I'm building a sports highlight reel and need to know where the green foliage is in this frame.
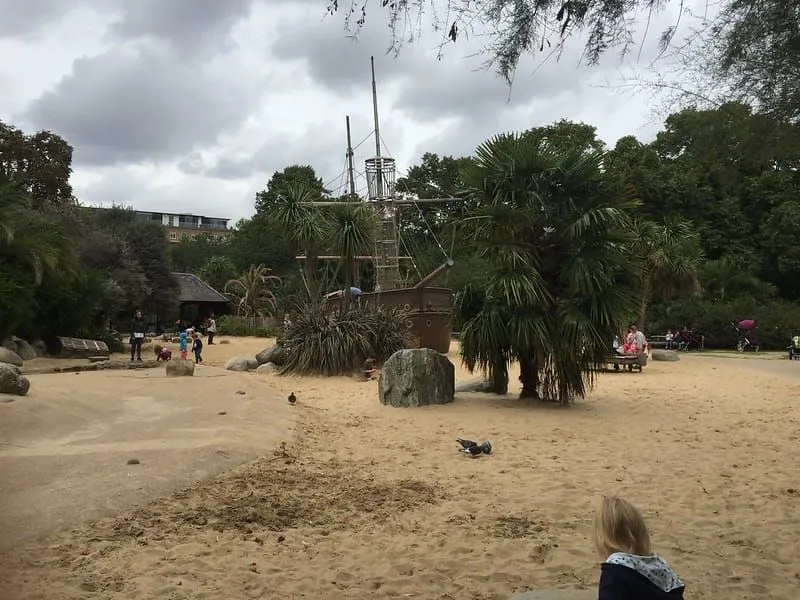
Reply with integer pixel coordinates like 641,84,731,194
522,120,605,154
710,0,800,122
0,120,75,209
281,304,411,376
255,165,327,213
629,217,703,327
458,133,640,404
196,255,237,292
216,315,279,338
648,296,800,350
329,0,691,83
224,264,281,317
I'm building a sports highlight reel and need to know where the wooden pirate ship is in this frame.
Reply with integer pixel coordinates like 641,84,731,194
301,58,459,353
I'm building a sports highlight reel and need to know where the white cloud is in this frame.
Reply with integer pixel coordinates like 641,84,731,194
0,0,709,222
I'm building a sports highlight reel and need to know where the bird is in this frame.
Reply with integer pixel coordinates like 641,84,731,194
288,392,296,405
457,439,492,457
456,438,478,450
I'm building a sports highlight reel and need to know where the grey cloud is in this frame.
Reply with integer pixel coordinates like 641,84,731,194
109,0,256,53
0,0,79,38
24,41,265,166
270,15,416,95
205,121,347,184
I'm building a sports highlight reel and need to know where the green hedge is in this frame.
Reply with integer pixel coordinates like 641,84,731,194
216,315,279,338
647,297,800,350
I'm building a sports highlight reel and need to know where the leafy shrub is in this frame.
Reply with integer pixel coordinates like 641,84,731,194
217,315,279,338
281,304,411,376
648,296,800,350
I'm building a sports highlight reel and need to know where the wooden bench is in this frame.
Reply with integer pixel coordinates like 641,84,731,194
605,352,647,372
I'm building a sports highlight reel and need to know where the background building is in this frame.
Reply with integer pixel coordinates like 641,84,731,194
133,210,230,243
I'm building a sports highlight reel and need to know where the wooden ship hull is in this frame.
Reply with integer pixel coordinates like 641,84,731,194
327,287,453,354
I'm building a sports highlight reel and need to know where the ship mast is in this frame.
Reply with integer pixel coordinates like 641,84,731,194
345,115,356,198
365,56,400,291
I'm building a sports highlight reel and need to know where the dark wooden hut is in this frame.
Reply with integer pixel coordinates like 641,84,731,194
173,272,230,323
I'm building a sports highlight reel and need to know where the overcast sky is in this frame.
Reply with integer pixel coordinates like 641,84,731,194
0,0,711,223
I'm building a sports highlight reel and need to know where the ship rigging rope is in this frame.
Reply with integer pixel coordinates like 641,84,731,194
323,129,377,197
379,134,451,261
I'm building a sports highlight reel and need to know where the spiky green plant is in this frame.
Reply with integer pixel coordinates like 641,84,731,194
281,303,411,376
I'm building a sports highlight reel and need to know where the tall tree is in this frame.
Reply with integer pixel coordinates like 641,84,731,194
523,120,605,154
458,134,639,404
0,121,75,209
255,165,327,213
629,217,703,329
268,182,330,298
224,265,281,317
327,203,377,298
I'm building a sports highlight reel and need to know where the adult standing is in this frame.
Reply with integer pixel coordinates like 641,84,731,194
207,314,217,345
130,309,146,361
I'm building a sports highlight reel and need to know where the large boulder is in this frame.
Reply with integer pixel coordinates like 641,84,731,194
165,359,195,377
255,362,278,375
0,363,30,396
255,344,286,366
13,338,37,361
0,347,23,367
379,348,455,408
226,356,258,372
651,349,680,362
32,340,47,357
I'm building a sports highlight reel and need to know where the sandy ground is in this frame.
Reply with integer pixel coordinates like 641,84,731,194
1,337,799,600
0,349,294,552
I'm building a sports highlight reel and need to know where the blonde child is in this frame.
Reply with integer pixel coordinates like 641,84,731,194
593,496,685,599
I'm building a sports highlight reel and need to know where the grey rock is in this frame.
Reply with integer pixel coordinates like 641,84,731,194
0,347,24,367
32,340,47,356
255,344,286,366
651,349,680,362
225,356,258,372
255,362,278,375
455,379,496,393
509,590,594,600
12,338,36,361
0,363,30,396
165,360,195,377
379,348,455,408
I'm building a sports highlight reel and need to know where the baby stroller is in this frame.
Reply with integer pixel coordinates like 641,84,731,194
789,335,800,360
732,319,760,353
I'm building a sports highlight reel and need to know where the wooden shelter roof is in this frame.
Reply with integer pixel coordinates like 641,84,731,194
173,272,229,304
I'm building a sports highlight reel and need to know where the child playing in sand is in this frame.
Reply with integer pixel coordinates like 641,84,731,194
179,330,189,360
363,358,377,381
191,332,203,364
594,496,685,599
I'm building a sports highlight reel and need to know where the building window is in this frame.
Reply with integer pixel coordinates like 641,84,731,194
169,231,177,241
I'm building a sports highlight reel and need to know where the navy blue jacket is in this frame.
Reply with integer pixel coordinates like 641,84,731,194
599,563,685,600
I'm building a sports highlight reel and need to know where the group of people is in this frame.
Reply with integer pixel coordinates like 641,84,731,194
129,310,217,364
613,324,648,356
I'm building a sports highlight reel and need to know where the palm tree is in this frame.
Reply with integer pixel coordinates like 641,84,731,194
270,182,329,298
629,217,703,329
0,176,74,284
700,258,762,302
327,203,377,303
224,264,281,317
458,134,640,404
197,255,237,292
